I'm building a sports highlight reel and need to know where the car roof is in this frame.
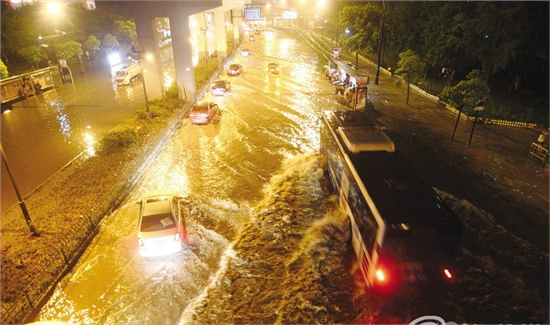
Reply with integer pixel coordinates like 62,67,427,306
143,198,171,216
141,189,178,200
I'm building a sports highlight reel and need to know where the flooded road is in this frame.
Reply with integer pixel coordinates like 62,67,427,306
36,29,352,324
34,28,549,324
1,63,145,213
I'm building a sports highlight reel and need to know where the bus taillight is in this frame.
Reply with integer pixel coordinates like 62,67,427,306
376,269,386,282
443,268,453,279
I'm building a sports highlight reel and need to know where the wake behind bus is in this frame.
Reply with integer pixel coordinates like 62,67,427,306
320,109,462,294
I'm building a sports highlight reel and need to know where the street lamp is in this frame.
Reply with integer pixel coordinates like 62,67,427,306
128,50,151,121
1,144,39,236
201,27,208,62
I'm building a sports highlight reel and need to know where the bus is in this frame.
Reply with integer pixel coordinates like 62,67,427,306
320,109,462,293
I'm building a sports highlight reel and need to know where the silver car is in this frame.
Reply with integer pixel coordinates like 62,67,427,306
137,189,187,257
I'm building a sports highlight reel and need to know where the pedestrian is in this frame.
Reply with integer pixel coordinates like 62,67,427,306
537,133,546,146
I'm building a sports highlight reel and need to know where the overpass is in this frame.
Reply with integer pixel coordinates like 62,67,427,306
96,1,245,101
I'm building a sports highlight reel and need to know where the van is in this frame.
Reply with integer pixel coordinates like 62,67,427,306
113,64,141,86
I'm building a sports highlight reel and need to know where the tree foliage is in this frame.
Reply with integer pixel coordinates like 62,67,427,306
102,34,119,51
1,60,9,78
113,20,136,46
16,46,48,69
338,3,381,53
395,49,426,84
441,69,490,113
83,35,101,56
54,41,83,61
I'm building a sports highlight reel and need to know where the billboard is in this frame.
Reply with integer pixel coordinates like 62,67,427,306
244,8,261,20
282,10,298,19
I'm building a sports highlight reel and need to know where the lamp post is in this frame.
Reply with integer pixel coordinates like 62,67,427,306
201,27,208,62
129,50,151,121
375,0,385,85
1,144,39,236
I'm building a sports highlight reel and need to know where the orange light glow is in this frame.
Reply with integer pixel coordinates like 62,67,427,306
376,269,385,282
444,268,453,279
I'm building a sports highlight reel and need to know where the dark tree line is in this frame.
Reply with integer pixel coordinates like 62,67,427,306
335,2,548,94
1,1,136,73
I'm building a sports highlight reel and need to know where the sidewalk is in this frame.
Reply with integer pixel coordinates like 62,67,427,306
344,49,549,253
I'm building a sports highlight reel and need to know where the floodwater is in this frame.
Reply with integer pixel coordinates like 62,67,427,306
1,62,145,213
34,28,549,324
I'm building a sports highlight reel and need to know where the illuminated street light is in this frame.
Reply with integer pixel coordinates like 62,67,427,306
47,2,60,14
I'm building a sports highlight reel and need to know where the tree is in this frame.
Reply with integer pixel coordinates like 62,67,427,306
113,20,136,46
16,46,48,69
339,3,381,66
395,49,426,104
441,69,490,114
54,40,85,74
83,35,101,59
102,34,119,52
1,60,9,78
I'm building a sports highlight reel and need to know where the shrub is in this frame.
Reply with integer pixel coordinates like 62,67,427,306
194,59,220,91
394,79,402,88
99,126,137,152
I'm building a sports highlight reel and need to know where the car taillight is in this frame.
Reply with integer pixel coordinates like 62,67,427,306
443,268,453,279
376,268,386,282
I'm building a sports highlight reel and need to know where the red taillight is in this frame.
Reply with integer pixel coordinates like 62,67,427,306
444,268,453,279
376,269,386,282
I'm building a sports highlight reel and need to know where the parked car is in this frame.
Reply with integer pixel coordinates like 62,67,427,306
227,64,243,76
211,80,231,96
241,48,250,57
185,102,220,125
268,63,280,75
137,189,187,257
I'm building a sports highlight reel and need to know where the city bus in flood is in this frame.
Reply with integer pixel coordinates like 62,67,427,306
320,109,462,293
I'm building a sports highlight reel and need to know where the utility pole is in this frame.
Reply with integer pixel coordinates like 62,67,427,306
335,1,339,45
1,144,39,236
375,0,385,85
130,49,151,121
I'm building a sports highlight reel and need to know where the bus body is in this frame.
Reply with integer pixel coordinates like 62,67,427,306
320,109,461,292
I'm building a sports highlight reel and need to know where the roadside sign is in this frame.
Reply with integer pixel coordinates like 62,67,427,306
474,101,485,111
357,76,369,86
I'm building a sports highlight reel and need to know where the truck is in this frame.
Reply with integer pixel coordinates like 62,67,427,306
113,64,141,86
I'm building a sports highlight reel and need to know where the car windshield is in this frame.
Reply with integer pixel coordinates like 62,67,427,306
229,64,240,70
192,105,209,113
269,63,277,68
140,213,175,232
115,71,127,77
213,81,226,88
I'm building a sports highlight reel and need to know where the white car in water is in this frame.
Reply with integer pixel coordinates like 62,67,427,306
137,189,187,257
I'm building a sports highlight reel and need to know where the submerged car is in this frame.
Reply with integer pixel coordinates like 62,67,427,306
137,189,187,257
227,64,243,76
241,48,250,57
186,102,220,125
268,63,280,74
211,80,231,96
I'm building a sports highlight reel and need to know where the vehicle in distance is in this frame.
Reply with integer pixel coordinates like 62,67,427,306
268,63,280,75
241,48,250,57
113,64,141,86
249,35,256,41
320,109,462,295
211,80,231,96
137,189,187,257
227,64,243,76
185,102,220,125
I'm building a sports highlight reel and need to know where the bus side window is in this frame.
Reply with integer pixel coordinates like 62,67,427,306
348,183,378,253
